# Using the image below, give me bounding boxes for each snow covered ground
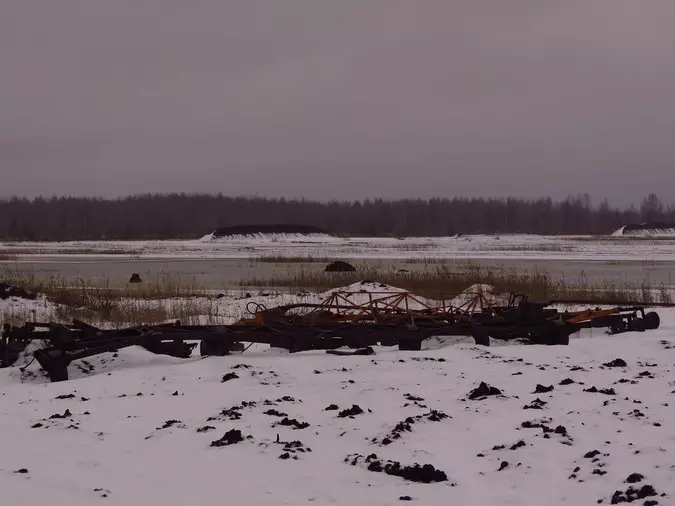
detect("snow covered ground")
[2,300,674,505]
[3,234,675,261]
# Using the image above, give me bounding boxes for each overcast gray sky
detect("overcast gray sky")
[3,1,675,205]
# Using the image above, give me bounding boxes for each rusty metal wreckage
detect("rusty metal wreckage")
[0,289,666,382]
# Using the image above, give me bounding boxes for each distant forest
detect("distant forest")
[0,193,673,241]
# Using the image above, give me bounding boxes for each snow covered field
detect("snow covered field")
[2,285,674,505]
[3,234,675,261]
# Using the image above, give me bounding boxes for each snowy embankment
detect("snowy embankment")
[4,233,675,261]
[613,225,675,238]
[1,292,674,504]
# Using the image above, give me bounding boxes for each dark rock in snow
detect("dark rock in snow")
[55,394,76,400]
[197,425,216,433]
[498,461,509,471]
[559,378,575,385]
[324,404,339,411]
[14,468,29,474]
[584,450,602,459]
[604,358,628,368]
[399,496,412,501]
[158,420,182,430]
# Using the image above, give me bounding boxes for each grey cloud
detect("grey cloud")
[2,1,675,204]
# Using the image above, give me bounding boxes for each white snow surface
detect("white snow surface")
[2,307,675,505]
[4,234,675,261]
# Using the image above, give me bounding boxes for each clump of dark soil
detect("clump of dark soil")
[498,461,509,471]
[209,406,243,421]
[374,410,449,446]
[337,405,364,418]
[608,484,659,504]
[584,386,617,395]
[346,453,449,483]
[49,409,72,419]
[264,409,288,417]
[604,358,628,368]
[55,394,76,400]
[197,425,216,433]
[559,378,575,385]
[273,418,310,430]
[158,420,182,430]
[524,398,547,410]
[324,404,339,411]
[533,384,554,394]
[210,429,246,447]
[404,394,425,402]
[468,382,502,400]
[625,473,644,484]
[221,373,239,383]
[276,396,297,403]
[521,419,568,438]
[276,439,312,460]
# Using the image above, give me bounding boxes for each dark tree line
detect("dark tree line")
[0,193,673,241]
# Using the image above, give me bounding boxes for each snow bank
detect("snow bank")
[200,232,339,242]
[612,223,675,237]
